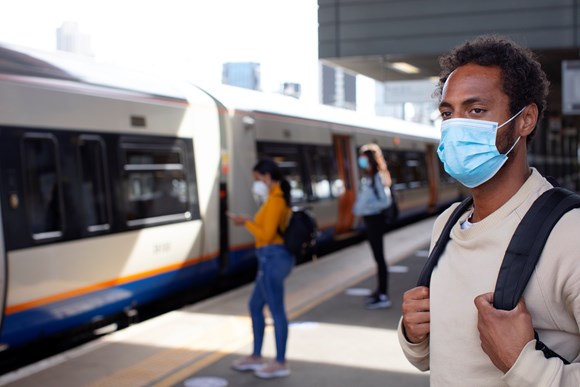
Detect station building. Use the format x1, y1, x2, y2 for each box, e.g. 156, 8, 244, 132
318, 0, 580, 190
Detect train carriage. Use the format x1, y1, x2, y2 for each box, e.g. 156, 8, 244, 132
0, 44, 225, 348
0, 44, 461, 351
206, 84, 462, 257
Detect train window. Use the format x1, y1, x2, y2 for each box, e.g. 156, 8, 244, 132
78, 136, 111, 232
257, 142, 307, 202
383, 150, 428, 189
258, 142, 341, 202
304, 145, 339, 200
21, 135, 63, 240
122, 142, 193, 227
257, 142, 344, 203
384, 151, 406, 190
405, 152, 428, 188
405, 152, 427, 188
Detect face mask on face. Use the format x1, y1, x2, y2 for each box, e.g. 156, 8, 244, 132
358, 156, 369, 170
252, 180, 269, 203
437, 107, 525, 188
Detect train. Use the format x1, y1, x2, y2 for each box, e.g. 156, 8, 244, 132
0, 43, 462, 351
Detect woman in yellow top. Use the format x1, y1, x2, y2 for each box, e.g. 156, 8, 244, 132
228, 159, 294, 379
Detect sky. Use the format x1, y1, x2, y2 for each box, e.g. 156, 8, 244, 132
0, 0, 326, 103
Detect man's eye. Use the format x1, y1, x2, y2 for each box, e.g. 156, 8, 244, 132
440, 111, 452, 118
472, 108, 486, 114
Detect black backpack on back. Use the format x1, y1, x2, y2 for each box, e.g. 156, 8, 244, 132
417, 187, 580, 364
279, 207, 318, 258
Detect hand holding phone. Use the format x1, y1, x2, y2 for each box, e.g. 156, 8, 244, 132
227, 211, 248, 225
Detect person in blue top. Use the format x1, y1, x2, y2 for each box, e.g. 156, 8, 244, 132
353, 143, 393, 309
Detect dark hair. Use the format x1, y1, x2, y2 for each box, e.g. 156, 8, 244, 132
362, 149, 381, 196
435, 34, 550, 142
360, 143, 392, 188
252, 159, 291, 206
363, 149, 379, 175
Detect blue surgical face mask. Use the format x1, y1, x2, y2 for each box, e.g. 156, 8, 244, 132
358, 156, 369, 170
437, 107, 525, 188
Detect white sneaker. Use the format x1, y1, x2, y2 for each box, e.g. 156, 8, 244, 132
231, 355, 264, 372
366, 294, 392, 309
254, 361, 290, 379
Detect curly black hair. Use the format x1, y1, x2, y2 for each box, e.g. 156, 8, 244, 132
435, 34, 550, 141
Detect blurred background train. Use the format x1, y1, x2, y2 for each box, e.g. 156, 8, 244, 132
0, 43, 462, 354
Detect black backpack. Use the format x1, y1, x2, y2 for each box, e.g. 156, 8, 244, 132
279, 207, 318, 258
417, 187, 580, 364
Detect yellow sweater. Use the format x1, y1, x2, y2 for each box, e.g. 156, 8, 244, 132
244, 183, 291, 248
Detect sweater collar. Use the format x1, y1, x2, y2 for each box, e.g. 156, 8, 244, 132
454, 168, 551, 238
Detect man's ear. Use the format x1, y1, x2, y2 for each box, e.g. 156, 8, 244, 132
518, 104, 539, 137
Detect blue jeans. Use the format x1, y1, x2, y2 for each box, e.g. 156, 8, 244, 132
249, 244, 295, 363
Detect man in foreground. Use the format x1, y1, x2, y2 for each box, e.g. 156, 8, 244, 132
398, 34, 580, 386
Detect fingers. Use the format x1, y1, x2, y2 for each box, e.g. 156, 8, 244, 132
402, 286, 430, 343
474, 294, 534, 372
403, 286, 429, 302
402, 287, 430, 318
474, 293, 528, 314
474, 292, 494, 312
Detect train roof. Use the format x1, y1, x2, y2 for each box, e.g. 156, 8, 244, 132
198, 83, 441, 142
0, 43, 441, 143
0, 43, 187, 102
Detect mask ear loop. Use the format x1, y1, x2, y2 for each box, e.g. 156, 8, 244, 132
500, 107, 526, 156
497, 106, 526, 129
504, 136, 521, 156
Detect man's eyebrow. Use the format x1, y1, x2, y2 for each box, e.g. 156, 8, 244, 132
439, 97, 491, 109
463, 97, 489, 105
439, 101, 452, 110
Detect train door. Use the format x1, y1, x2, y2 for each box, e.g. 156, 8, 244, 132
0, 183, 6, 348
424, 143, 439, 212
333, 135, 356, 234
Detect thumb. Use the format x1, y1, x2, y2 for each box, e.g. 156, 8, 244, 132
474, 292, 494, 311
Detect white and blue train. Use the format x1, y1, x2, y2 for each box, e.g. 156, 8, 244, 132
0, 44, 461, 350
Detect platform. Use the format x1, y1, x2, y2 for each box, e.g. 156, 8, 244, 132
0, 217, 436, 387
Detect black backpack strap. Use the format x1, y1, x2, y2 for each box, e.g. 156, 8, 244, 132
493, 187, 580, 310
535, 331, 571, 365
493, 187, 580, 365
417, 196, 473, 287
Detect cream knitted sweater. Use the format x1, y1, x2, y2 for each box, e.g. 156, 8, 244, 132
398, 168, 580, 386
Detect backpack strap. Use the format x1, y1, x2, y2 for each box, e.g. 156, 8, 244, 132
492, 187, 580, 365
416, 196, 473, 287
415, 186, 580, 364
493, 187, 580, 310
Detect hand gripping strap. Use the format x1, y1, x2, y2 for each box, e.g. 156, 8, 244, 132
493, 188, 580, 311
416, 196, 473, 287
499, 187, 580, 365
